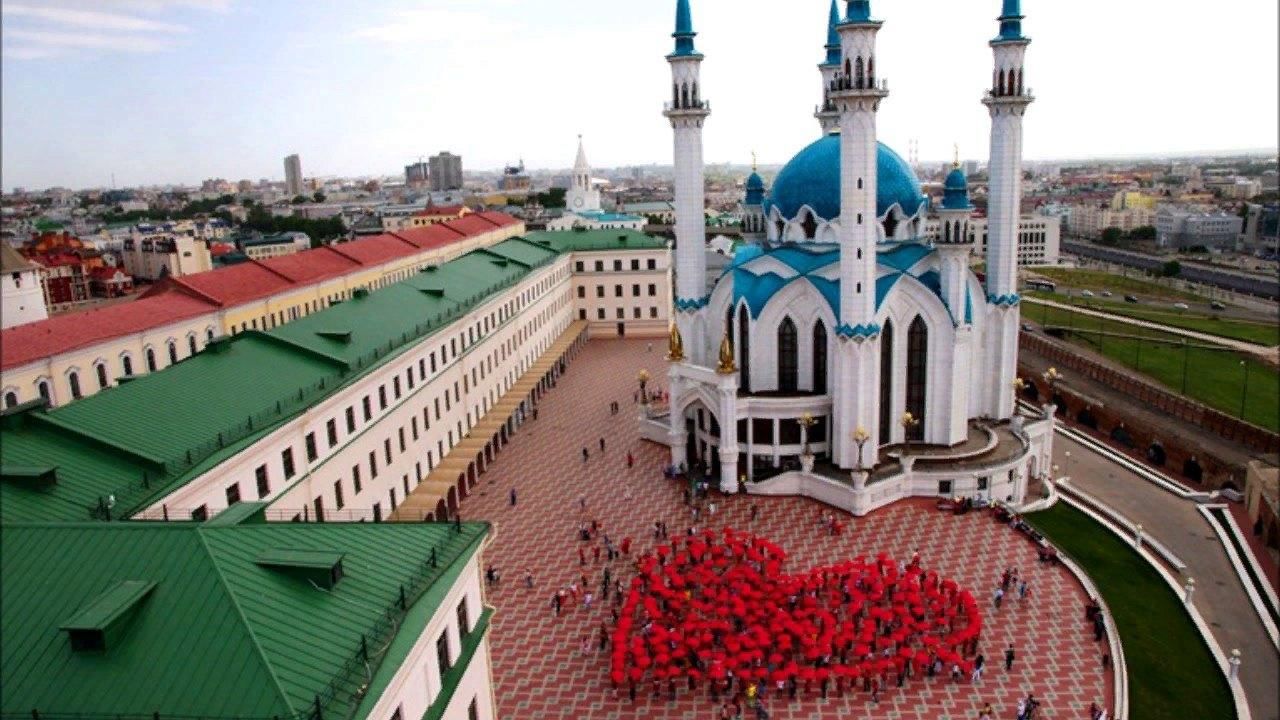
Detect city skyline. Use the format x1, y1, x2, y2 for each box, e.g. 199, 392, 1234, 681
1, 0, 1277, 191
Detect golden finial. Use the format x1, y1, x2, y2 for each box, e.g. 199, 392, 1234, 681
953, 143, 960, 170
667, 322, 685, 361
751, 151, 758, 172
716, 331, 737, 375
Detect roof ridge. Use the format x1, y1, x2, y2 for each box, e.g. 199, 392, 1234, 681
249, 258, 299, 284
244, 332, 351, 372
323, 242, 367, 265
150, 277, 225, 307
195, 526, 301, 718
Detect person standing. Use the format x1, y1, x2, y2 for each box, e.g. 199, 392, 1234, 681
1004, 643, 1016, 671
509, 487, 517, 506
582, 447, 589, 462
552, 590, 563, 617
525, 568, 535, 589
599, 437, 606, 452
971, 653, 985, 683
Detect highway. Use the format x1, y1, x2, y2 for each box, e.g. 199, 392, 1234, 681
1063, 241, 1280, 300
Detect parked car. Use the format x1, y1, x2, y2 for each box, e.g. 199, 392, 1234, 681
1172, 302, 1189, 310
1081, 290, 1095, 298
1100, 290, 1113, 297
1210, 301, 1227, 311
1124, 295, 1139, 303
1021, 323, 1035, 332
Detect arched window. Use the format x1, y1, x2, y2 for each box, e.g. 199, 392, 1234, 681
777, 317, 798, 393
883, 212, 899, 238
207, 328, 216, 343
812, 321, 828, 393
122, 354, 134, 376
998, 69, 1006, 96
673, 83, 679, 106
879, 320, 894, 442
188, 334, 198, 356
96, 363, 108, 389
738, 305, 751, 394
3, 391, 17, 409
800, 212, 818, 239
867, 56, 875, 84
725, 304, 735, 354
146, 348, 157, 372
681, 83, 689, 109
1015, 67, 1024, 95
944, 222, 951, 243
68, 371, 82, 400
854, 56, 864, 87
691, 82, 699, 106
37, 379, 51, 404
906, 316, 928, 441
168, 341, 178, 366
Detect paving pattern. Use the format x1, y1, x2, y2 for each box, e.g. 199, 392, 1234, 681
461, 339, 1111, 719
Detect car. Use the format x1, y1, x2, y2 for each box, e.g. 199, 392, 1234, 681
1210, 301, 1226, 310
1080, 290, 1095, 298
1124, 295, 1139, 303
1100, 290, 1113, 297
1172, 302, 1189, 310
1021, 323, 1035, 332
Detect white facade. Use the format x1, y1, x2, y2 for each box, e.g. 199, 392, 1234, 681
656, 0, 1053, 508
564, 136, 602, 213
568, 247, 672, 338
922, 215, 1061, 266
0, 245, 48, 330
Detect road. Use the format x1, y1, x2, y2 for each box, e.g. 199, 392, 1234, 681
1024, 296, 1280, 364
1056, 434, 1279, 720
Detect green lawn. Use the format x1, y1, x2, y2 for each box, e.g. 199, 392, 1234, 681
1027, 503, 1234, 720
1026, 293, 1280, 346
1030, 267, 1208, 302
1026, 303, 1280, 431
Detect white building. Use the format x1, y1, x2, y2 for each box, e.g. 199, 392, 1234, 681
656, 0, 1053, 514
1155, 205, 1244, 250
923, 214, 1060, 266
547, 137, 647, 232
121, 225, 213, 280
0, 243, 48, 330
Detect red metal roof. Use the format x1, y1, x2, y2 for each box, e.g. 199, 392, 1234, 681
2, 293, 216, 369
414, 204, 467, 217
166, 262, 294, 306
390, 224, 466, 249
258, 247, 360, 284
445, 214, 509, 236
324, 234, 417, 266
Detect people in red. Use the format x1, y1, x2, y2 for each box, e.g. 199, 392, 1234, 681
608, 529, 983, 708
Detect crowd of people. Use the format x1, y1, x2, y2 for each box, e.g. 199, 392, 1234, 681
607, 528, 984, 712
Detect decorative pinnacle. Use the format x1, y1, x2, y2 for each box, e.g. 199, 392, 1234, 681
751, 150, 757, 172
846, 0, 872, 23
824, 0, 842, 65
953, 143, 960, 169
672, 0, 699, 56
995, 0, 1026, 41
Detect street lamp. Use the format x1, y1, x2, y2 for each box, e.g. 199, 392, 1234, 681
900, 412, 920, 455
852, 424, 870, 471
637, 369, 650, 406
798, 412, 816, 457
1064, 450, 1072, 477
1012, 377, 1025, 414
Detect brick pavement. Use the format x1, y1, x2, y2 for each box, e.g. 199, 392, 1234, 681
462, 339, 1111, 719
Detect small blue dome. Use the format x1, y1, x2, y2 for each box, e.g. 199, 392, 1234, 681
764, 134, 926, 222
744, 171, 766, 206
941, 167, 972, 210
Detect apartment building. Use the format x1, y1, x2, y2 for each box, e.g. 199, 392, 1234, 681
922, 215, 1060, 266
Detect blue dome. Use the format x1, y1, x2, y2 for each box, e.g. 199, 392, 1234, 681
764, 135, 926, 222
941, 167, 971, 210
744, 171, 766, 206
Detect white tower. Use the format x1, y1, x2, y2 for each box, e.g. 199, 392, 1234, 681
0, 244, 47, 330
936, 159, 976, 442
665, 0, 711, 354
982, 0, 1033, 419
565, 135, 601, 213
814, 0, 842, 135
828, 0, 888, 470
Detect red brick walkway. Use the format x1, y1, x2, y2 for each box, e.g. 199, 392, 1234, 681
461, 339, 1112, 719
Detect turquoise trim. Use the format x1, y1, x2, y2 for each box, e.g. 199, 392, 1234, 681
835, 322, 881, 339
987, 292, 1021, 306
674, 296, 710, 311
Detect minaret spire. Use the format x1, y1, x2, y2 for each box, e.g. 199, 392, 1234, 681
824, 0, 841, 65
672, 0, 699, 57
815, 0, 845, 134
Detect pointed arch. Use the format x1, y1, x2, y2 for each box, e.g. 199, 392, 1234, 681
738, 304, 752, 394
867, 56, 875, 84
879, 319, 894, 442
906, 316, 928, 440
854, 56, 865, 88
998, 69, 1006, 96
691, 82, 699, 106
777, 317, 798, 392
681, 82, 689, 108
812, 320, 828, 394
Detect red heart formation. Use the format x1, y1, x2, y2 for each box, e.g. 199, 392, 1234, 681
610, 528, 983, 700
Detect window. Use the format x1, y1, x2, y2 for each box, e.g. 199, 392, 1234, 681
369, 451, 378, 478
616, 308, 624, 319
282, 448, 296, 479
879, 319, 894, 442
373, 503, 382, 522
168, 342, 178, 365
36, 379, 51, 403
256, 465, 270, 498
334, 480, 345, 510
576, 286, 585, 298
457, 599, 471, 634
68, 371, 82, 400
352, 464, 363, 493
389, 487, 397, 511
188, 335, 198, 356
95, 364, 109, 389
906, 316, 928, 440
633, 307, 641, 319
647, 258, 656, 270
327, 419, 338, 447
632, 284, 640, 296
468, 699, 479, 720
393, 377, 402, 399
738, 306, 751, 393
574, 261, 584, 272
305, 433, 318, 461
146, 348, 157, 372
122, 355, 134, 376
225, 482, 241, 506
191, 505, 208, 522
649, 307, 658, 318
346, 407, 356, 433
613, 259, 622, 271
614, 285, 622, 297
3, 391, 16, 409
390, 707, 403, 720
378, 386, 388, 410
384, 438, 393, 465
594, 260, 603, 272
595, 285, 604, 298
776, 317, 798, 393
630, 259, 640, 271
812, 321, 828, 394
362, 396, 372, 421
398, 428, 406, 453
648, 283, 656, 296
436, 632, 452, 673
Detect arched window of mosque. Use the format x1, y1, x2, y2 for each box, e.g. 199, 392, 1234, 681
944, 222, 951, 243
867, 56, 875, 84
777, 317, 798, 393
681, 83, 689, 109
725, 305, 735, 354
878, 320, 894, 442
857, 178, 863, 189
3, 391, 16, 409
998, 69, 1006, 96
843, 58, 851, 82
1015, 68, 1023, 95
68, 372, 82, 400
673, 83, 679, 106
906, 316, 928, 440
775, 220, 785, 239
883, 213, 899, 238
96, 363, 108, 389
854, 56, 864, 87
812, 321, 828, 394
801, 212, 818, 239
738, 305, 752, 394
691, 83, 698, 106
122, 354, 134, 376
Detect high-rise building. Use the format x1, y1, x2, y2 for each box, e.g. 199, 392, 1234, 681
429, 152, 463, 191
283, 154, 303, 197
405, 161, 429, 188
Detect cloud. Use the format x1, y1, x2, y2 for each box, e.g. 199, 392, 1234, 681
2, 45, 61, 60
4, 28, 177, 53
1, 3, 189, 32
354, 8, 506, 45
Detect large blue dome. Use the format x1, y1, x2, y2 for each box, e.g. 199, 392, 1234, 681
764, 135, 926, 223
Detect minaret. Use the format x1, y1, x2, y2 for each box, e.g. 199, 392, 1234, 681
828, 0, 888, 469
936, 153, 975, 323
566, 135, 601, 212
665, 0, 711, 343
982, 0, 1033, 418
741, 153, 766, 243
814, 0, 842, 135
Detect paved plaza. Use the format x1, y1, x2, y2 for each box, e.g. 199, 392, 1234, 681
463, 339, 1111, 719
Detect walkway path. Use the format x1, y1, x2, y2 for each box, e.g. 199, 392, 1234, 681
1058, 434, 1280, 720
1024, 296, 1280, 363
462, 339, 1109, 720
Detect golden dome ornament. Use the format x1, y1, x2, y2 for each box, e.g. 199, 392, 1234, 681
667, 323, 685, 361
716, 332, 737, 375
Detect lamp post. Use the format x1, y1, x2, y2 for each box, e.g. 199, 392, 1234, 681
1063, 450, 1072, 478
798, 412, 817, 473
638, 369, 650, 406
852, 425, 870, 471
1012, 377, 1025, 415
900, 412, 920, 456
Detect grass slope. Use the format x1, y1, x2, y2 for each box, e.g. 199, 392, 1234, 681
1026, 293, 1280, 346
1028, 503, 1234, 720
1026, 303, 1279, 431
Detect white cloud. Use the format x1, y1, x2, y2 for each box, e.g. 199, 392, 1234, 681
4, 28, 176, 53
1, 3, 189, 32
2, 45, 61, 60
354, 8, 505, 45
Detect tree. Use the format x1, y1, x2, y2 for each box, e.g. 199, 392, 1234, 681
1159, 260, 1182, 278
1127, 225, 1156, 241
292, 195, 309, 205
1099, 227, 1123, 246
313, 191, 326, 203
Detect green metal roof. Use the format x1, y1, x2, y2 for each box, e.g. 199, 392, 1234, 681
527, 228, 668, 252
0, 234, 649, 523
1, 520, 489, 720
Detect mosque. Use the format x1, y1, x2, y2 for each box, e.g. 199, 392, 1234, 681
655, 0, 1056, 514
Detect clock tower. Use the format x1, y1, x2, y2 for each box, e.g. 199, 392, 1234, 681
565, 135, 601, 212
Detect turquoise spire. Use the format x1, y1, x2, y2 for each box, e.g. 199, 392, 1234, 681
823, 0, 841, 66
845, 0, 871, 23
995, 0, 1025, 41
671, 0, 699, 57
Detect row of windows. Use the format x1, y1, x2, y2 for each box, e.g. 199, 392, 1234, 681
573, 257, 659, 273
389, 593, 482, 720
581, 307, 661, 321
577, 283, 659, 299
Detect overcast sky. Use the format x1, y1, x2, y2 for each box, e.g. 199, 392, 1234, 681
2, 0, 1277, 191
